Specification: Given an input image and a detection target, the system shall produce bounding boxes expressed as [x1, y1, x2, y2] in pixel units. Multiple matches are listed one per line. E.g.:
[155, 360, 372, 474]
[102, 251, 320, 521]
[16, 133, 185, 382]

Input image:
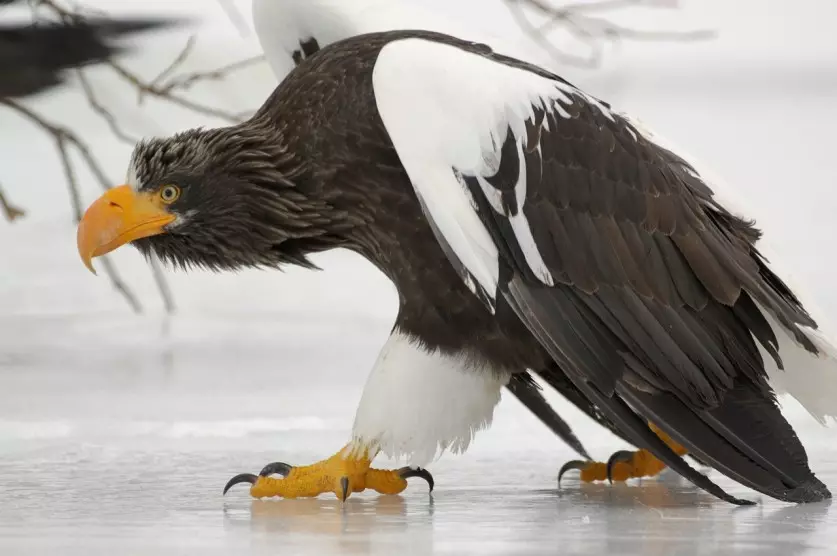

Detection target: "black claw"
[557, 460, 590, 486]
[259, 462, 293, 478]
[397, 467, 435, 492]
[223, 473, 257, 495]
[606, 450, 636, 484]
[340, 477, 350, 502]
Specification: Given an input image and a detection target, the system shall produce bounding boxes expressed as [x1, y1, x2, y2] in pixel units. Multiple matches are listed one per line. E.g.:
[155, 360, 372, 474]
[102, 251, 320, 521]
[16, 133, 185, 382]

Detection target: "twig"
[148, 35, 198, 91]
[37, 0, 245, 123]
[509, 0, 716, 68]
[75, 69, 137, 144]
[0, 97, 150, 313]
[53, 133, 84, 220]
[507, 1, 602, 67]
[148, 254, 176, 313]
[107, 57, 243, 123]
[0, 184, 25, 222]
[159, 55, 266, 94]
[96, 257, 142, 312]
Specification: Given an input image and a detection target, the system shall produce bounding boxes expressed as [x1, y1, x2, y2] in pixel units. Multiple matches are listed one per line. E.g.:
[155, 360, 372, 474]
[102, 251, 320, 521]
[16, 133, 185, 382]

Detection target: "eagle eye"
[160, 185, 181, 204]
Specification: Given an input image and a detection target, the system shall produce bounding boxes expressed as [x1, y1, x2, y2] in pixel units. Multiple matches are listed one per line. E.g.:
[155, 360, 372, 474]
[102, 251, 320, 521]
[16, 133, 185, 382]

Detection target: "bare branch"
[508, 0, 716, 68]
[0, 97, 146, 313]
[0, 184, 25, 222]
[148, 254, 176, 313]
[507, 1, 603, 67]
[53, 133, 84, 220]
[75, 69, 137, 144]
[148, 35, 198, 91]
[106, 56, 244, 123]
[159, 55, 266, 94]
[36, 0, 245, 123]
[95, 256, 143, 313]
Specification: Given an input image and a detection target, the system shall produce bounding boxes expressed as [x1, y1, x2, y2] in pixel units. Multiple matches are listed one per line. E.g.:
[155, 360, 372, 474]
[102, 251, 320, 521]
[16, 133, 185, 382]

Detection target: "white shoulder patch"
[372, 38, 610, 305]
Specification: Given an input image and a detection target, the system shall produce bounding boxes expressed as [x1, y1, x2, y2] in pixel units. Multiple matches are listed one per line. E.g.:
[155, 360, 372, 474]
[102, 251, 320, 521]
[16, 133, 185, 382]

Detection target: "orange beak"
[77, 185, 176, 274]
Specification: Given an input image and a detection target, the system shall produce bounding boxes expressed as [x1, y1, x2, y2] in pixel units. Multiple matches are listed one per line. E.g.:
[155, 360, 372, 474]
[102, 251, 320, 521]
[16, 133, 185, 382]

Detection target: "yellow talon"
[559, 422, 688, 484]
[223, 444, 433, 501]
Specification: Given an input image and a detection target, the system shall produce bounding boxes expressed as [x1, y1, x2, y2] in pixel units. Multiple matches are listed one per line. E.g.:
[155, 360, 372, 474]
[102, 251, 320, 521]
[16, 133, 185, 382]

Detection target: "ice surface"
[2, 313, 837, 556]
[3, 0, 837, 554]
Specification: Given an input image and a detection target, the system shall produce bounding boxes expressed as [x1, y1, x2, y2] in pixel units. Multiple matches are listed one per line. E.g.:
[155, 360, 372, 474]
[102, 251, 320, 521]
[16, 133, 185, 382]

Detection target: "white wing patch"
[373, 38, 599, 300]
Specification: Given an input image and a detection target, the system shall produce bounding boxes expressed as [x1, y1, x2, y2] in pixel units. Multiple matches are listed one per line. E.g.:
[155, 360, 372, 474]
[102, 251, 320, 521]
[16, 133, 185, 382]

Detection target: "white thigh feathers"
[351, 329, 510, 467]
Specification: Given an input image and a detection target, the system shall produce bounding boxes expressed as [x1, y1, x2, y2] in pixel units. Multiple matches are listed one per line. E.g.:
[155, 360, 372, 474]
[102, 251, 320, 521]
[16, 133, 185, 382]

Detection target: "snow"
[2, 0, 837, 554]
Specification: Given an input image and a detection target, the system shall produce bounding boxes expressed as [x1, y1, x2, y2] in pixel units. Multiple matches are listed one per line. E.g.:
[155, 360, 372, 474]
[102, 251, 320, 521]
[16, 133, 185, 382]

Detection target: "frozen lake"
[1, 310, 837, 555]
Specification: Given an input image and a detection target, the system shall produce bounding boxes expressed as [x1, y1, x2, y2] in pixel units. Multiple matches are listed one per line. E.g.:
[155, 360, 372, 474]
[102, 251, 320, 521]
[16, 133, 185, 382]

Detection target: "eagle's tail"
[506, 373, 590, 460]
[622, 378, 831, 504]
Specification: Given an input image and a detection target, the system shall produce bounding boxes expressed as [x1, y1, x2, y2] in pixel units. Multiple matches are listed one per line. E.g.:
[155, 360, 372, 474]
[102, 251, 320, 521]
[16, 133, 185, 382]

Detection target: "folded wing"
[372, 33, 835, 503]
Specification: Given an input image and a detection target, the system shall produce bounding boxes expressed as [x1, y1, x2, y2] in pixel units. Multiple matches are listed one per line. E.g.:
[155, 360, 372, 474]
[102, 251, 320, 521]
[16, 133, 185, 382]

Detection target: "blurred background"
[2, 1, 837, 554]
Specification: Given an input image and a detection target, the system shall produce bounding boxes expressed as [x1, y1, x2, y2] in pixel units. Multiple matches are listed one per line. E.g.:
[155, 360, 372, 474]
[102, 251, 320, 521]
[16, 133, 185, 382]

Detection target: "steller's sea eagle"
[77, 29, 837, 505]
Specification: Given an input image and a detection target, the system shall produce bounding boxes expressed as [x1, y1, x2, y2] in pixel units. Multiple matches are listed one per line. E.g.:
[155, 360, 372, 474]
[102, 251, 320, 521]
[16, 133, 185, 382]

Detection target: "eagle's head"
[77, 123, 344, 274]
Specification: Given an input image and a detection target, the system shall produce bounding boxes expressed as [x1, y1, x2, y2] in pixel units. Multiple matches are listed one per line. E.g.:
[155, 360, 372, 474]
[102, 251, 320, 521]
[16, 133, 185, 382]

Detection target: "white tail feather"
[757, 305, 837, 426]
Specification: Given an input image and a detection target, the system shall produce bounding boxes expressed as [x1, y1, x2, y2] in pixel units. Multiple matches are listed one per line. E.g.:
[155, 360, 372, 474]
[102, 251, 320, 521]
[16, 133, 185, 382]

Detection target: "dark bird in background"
[76, 29, 837, 506]
[0, 1, 178, 99]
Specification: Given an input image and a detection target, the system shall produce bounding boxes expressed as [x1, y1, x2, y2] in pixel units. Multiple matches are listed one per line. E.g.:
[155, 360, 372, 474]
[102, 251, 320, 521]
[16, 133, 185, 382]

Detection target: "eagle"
[77, 29, 836, 505]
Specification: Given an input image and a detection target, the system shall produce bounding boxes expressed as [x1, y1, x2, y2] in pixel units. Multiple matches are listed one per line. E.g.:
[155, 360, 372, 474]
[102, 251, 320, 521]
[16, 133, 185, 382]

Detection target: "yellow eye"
[160, 185, 180, 204]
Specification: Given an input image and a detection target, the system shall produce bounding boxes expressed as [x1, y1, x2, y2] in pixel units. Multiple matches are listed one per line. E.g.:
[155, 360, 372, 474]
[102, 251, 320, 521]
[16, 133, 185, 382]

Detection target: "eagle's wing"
[372, 35, 836, 504]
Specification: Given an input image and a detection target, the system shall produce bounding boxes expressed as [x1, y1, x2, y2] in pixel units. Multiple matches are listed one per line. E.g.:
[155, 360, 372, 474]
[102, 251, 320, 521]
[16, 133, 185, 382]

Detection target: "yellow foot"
[222, 446, 434, 501]
[558, 423, 688, 484]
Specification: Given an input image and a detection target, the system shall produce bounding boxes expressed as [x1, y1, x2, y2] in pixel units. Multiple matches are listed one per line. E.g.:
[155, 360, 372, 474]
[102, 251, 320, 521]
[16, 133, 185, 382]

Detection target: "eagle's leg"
[222, 443, 433, 501]
[558, 422, 688, 483]
[224, 328, 505, 500]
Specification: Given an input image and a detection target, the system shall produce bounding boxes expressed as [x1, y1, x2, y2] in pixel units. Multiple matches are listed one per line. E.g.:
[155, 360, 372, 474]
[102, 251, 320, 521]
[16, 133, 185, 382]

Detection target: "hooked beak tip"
[77, 220, 98, 276]
[75, 185, 174, 274]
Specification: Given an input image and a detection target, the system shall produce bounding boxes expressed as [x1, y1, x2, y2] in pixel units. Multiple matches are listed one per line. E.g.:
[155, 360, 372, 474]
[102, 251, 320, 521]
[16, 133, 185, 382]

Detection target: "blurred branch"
[5, 0, 216, 314]
[105, 51, 244, 123]
[159, 54, 266, 94]
[148, 35, 198, 91]
[75, 69, 137, 144]
[508, 0, 715, 68]
[36, 0, 245, 123]
[0, 185, 25, 222]
[0, 97, 172, 314]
